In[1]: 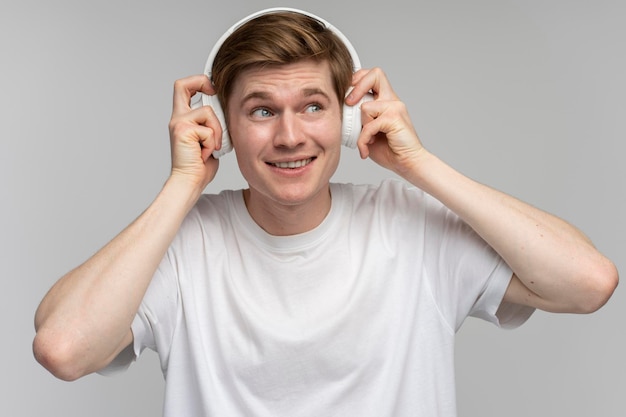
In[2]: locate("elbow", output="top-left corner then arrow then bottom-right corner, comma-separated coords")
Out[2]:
33,329 -> 89,382
576,257 -> 619,314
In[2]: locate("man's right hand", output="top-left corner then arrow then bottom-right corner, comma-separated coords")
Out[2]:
168,74 -> 223,191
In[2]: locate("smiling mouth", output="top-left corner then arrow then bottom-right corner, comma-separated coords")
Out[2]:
269,158 -> 314,169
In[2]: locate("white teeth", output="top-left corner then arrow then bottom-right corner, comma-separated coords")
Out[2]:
272,158 -> 313,169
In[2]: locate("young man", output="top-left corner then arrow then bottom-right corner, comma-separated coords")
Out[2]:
33,8 -> 618,417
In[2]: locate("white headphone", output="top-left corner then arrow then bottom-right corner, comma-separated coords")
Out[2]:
198,7 -> 373,158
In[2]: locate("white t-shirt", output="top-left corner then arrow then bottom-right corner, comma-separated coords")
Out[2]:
109,179 -> 533,416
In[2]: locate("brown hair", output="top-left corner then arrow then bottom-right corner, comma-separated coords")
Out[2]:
211,11 -> 354,115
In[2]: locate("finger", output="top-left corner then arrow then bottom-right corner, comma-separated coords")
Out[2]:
350,68 -> 369,89
194,106 -> 223,151
345,69 -> 371,105
355,99 -> 386,159
170,123 -> 218,166
172,74 -> 216,118
196,125 -> 220,160
174,107 -> 223,151
355,100 -> 406,157
347,68 -> 398,105
367,68 -> 398,101
356,118 -> 386,159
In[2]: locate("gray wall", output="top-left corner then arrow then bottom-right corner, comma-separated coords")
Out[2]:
2,0 -> 624,415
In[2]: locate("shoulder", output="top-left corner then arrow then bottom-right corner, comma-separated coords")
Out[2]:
332,178 -> 433,214
171,189 -> 244,241
188,189 -> 241,220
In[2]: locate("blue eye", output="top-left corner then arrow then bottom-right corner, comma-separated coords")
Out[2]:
252,108 -> 273,118
306,104 -> 322,113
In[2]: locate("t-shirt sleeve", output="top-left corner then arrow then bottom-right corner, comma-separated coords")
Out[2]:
469,258 -> 535,329
420,191 -> 534,331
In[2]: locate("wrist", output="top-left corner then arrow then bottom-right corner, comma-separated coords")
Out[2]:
395,147 -> 437,187
162,173 -> 205,212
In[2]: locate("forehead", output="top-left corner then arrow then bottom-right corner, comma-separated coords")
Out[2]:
232,60 -> 335,100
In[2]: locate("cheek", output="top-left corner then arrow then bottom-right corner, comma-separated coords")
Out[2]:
230,126 -> 272,180
326,117 -> 344,148
309,107 -> 342,142
228,107 -> 276,143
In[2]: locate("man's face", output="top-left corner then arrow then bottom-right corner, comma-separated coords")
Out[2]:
227,59 -> 343,212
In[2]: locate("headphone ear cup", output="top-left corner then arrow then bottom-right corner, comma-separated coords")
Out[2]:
201,93 -> 232,158
341,92 -> 374,148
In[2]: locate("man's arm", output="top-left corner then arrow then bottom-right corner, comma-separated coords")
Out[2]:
399,151 -> 617,313
33,75 -> 222,380
348,68 -> 618,313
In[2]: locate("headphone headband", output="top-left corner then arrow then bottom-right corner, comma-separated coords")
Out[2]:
204,7 -> 362,82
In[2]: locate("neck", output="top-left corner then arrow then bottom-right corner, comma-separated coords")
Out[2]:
242,187 -> 332,236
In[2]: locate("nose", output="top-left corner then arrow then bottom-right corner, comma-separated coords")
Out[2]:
273,111 -> 304,149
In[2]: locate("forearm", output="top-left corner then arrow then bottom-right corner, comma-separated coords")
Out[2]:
401,150 -> 618,313
33,175 -> 201,380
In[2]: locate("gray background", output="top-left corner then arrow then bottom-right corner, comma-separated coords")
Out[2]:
2,0 -> 624,415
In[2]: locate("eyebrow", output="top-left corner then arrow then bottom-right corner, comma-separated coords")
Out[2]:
241,88 -> 331,105
302,88 -> 331,100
